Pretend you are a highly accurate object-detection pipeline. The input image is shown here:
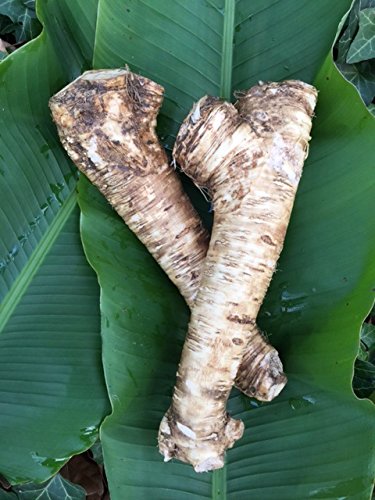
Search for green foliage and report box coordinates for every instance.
[0,0,109,484]
[10,474,85,500]
[354,322,375,398]
[89,442,104,466]
[79,55,375,499]
[82,0,374,498]
[347,8,375,63]
[0,0,41,43]
[354,359,375,398]
[335,0,375,108]
[358,322,375,361]
[0,489,16,499]
[0,0,374,498]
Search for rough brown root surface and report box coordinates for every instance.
[159,411,244,473]
[159,80,317,470]
[235,338,287,400]
[50,68,286,402]
[49,69,208,305]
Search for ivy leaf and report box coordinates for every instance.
[89,442,103,466]
[0,13,13,33]
[354,322,375,398]
[13,475,86,500]
[336,59,375,105]
[336,0,375,62]
[0,489,17,499]
[353,359,375,398]
[358,322,375,361]
[12,14,39,43]
[0,0,26,21]
[347,8,375,63]
[335,0,375,107]
[0,0,40,42]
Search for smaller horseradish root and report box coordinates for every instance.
[49,69,208,304]
[159,81,317,472]
[49,69,286,401]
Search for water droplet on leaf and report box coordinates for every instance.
[289,395,316,410]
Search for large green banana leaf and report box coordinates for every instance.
[79,1,373,499]
[1,0,375,498]
[0,0,110,483]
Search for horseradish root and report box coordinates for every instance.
[49,69,286,402]
[49,69,208,302]
[159,81,317,471]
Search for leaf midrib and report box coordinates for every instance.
[211,3,236,495]
[0,191,77,332]
[220,0,235,100]
[212,466,227,500]
[207,4,237,496]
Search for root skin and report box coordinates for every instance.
[49,69,208,304]
[49,69,286,403]
[160,80,317,470]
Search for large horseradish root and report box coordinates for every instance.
[159,81,317,472]
[49,69,286,401]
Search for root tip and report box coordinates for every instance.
[194,456,225,473]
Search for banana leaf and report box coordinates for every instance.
[80,1,374,499]
[0,0,110,483]
[1,0,374,498]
